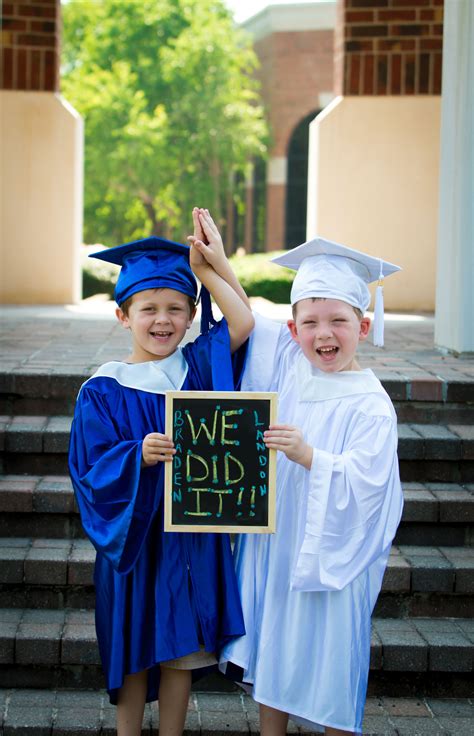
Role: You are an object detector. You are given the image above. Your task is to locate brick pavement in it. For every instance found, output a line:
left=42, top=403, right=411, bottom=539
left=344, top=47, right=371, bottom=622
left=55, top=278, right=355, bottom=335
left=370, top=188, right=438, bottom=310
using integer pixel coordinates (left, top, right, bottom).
left=0, top=300, right=473, bottom=384
left=1, top=301, right=473, bottom=735
left=0, top=689, right=473, bottom=735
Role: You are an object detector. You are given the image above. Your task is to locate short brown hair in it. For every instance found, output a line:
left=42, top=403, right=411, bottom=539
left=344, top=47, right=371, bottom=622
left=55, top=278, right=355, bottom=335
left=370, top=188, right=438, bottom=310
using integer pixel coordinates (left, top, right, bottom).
left=120, top=290, right=196, bottom=317
left=292, top=298, right=363, bottom=320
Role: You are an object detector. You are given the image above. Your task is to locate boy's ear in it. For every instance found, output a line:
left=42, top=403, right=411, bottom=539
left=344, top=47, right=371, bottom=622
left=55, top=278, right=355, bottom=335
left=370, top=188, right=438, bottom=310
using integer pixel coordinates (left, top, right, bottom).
left=116, top=306, right=130, bottom=329
left=187, top=306, right=197, bottom=329
left=359, top=316, right=371, bottom=342
left=287, top=319, right=300, bottom=343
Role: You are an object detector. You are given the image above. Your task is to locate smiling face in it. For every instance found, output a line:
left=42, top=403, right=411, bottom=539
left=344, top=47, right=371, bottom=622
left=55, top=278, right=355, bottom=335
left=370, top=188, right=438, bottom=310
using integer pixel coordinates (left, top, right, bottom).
left=288, top=298, right=371, bottom=373
left=116, top=288, right=196, bottom=363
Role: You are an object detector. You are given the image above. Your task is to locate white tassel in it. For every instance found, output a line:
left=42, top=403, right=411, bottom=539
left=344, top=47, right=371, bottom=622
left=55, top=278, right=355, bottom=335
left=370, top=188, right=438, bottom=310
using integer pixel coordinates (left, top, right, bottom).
left=373, top=259, right=385, bottom=347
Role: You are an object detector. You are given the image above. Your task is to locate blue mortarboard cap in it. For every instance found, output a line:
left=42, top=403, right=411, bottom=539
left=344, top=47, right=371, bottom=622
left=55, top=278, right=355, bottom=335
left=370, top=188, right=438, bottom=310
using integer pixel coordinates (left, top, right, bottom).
left=89, top=236, right=217, bottom=334
left=89, top=236, right=198, bottom=306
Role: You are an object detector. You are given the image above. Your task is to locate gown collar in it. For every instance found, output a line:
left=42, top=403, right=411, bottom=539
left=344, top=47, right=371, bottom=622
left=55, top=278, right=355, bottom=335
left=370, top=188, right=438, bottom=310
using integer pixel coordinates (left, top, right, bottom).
left=295, top=351, right=384, bottom=402
left=85, top=348, right=188, bottom=394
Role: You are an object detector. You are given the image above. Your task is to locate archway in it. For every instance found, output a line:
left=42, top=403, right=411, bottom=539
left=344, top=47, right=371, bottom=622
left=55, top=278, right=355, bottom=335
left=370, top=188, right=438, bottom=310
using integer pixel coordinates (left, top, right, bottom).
left=285, top=109, right=319, bottom=249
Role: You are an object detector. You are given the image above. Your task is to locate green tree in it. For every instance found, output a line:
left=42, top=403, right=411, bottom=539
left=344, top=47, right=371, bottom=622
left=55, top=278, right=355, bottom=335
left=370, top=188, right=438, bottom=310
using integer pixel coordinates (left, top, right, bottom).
left=61, top=0, right=267, bottom=246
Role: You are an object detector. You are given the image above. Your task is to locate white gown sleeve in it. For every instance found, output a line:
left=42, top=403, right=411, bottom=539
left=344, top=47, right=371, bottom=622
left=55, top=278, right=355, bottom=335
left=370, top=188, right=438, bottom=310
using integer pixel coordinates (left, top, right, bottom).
left=291, top=411, right=403, bottom=592
left=242, top=312, right=294, bottom=392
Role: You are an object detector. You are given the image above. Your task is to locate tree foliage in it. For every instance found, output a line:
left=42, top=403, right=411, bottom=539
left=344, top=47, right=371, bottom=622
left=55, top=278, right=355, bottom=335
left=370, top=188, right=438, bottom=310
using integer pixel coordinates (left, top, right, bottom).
left=61, top=0, right=268, bottom=246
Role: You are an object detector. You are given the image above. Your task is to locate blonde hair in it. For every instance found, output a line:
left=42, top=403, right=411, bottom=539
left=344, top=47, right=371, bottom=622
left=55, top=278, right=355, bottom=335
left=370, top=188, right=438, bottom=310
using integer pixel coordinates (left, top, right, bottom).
left=292, top=297, right=363, bottom=320
left=120, top=290, right=195, bottom=317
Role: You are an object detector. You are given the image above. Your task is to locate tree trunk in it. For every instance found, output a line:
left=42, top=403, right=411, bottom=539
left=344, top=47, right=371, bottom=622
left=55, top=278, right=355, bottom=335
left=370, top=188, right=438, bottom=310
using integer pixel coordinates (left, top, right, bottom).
left=142, top=199, right=166, bottom=237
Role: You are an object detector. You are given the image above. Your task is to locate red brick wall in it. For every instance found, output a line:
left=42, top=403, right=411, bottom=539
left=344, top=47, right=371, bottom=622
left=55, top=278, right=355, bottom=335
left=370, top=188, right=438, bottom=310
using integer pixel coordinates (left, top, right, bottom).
left=255, top=29, right=334, bottom=157
left=336, top=0, right=444, bottom=95
left=1, top=0, right=60, bottom=91
left=252, top=27, right=333, bottom=251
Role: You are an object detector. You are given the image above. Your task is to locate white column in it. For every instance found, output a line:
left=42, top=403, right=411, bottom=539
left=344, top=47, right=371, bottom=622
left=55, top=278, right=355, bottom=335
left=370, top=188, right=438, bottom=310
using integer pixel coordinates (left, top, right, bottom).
left=434, top=0, right=474, bottom=354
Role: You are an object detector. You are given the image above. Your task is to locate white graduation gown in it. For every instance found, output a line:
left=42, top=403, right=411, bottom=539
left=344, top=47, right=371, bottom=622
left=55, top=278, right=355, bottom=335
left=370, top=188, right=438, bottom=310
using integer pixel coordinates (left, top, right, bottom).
left=221, top=314, right=404, bottom=734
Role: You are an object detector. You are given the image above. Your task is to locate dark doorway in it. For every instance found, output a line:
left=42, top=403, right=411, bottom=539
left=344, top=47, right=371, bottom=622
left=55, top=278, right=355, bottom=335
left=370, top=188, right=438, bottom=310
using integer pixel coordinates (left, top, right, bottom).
left=285, top=110, right=319, bottom=249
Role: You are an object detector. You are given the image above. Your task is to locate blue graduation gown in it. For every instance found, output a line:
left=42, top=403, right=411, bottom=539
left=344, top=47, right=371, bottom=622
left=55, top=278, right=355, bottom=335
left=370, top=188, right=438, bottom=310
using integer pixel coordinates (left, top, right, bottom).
left=68, top=320, right=246, bottom=703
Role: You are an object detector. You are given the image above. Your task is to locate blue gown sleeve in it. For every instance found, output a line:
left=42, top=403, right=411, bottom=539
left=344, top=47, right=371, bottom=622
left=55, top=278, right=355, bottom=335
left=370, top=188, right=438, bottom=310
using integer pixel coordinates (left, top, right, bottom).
left=68, top=384, right=162, bottom=574
left=182, top=318, right=248, bottom=391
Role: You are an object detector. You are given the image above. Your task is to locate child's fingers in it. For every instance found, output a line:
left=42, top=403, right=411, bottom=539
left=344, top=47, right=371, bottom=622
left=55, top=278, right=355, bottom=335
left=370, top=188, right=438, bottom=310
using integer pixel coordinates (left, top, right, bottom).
left=146, top=442, right=174, bottom=451
left=191, top=240, right=215, bottom=262
left=152, top=452, right=175, bottom=462
left=264, top=432, right=297, bottom=444
left=264, top=438, right=294, bottom=449
left=146, top=432, right=172, bottom=441
left=192, top=208, right=206, bottom=240
left=143, top=445, right=175, bottom=462
left=189, top=237, right=210, bottom=254
left=266, top=424, right=296, bottom=432
left=188, top=236, right=204, bottom=247
left=144, top=434, right=174, bottom=449
left=199, top=212, right=219, bottom=239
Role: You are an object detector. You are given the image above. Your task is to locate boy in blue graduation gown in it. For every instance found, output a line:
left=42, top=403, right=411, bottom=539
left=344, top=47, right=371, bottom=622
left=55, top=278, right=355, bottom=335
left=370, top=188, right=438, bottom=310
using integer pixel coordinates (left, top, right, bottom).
left=68, top=212, right=254, bottom=736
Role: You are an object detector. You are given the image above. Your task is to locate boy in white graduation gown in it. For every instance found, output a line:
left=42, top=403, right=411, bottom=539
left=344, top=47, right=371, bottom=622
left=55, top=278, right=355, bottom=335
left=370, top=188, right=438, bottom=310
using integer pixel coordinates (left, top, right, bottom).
left=220, top=237, right=404, bottom=735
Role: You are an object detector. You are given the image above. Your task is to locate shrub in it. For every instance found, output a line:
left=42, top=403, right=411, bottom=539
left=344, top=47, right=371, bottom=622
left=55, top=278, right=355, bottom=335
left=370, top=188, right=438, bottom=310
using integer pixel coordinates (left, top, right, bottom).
left=82, top=245, right=118, bottom=299
left=229, top=251, right=294, bottom=303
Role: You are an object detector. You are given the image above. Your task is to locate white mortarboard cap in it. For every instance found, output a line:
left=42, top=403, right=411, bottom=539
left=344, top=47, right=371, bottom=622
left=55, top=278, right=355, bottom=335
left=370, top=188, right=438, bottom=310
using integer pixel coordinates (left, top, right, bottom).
left=271, top=237, right=401, bottom=347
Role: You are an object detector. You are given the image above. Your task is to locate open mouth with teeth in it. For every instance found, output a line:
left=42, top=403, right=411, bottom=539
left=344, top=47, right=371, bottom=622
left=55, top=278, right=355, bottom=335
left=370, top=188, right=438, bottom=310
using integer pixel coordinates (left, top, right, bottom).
left=150, top=330, right=173, bottom=339
left=316, top=346, right=339, bottom=358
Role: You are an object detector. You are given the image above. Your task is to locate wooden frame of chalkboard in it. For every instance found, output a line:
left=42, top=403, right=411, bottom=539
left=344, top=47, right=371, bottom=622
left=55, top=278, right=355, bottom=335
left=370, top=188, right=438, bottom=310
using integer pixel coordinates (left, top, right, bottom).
left=164, top=391, right=277, bottom=533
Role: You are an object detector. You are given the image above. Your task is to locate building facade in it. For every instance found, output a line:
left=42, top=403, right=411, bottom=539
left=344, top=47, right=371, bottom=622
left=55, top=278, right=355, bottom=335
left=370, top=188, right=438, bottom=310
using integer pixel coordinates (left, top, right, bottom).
left=242, top=2, right=336, bottom=252
left=1, top=0, right=83, bottom=305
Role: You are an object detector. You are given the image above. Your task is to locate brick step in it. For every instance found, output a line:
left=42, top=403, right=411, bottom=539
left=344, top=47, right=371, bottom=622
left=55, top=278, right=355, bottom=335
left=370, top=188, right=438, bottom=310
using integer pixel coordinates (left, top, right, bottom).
left=394, top=401, right=474, bottom=425
left=2, top=476, right=473, bottom=544
left=1, top=418, right=474, bottom=481
left=4, top=366, right=474, bottom=412
left=1, top=539, right=473, bottom=609
left=2, top=369, right=474, bottom=418
left=5, top=454, right=473, bottom=483
left=1, top=610, right=472, bottom=692
left=1, top=418, right=474, bottom=460
left=1, top=540, right=473, bottom=617
left=1, top=689, right=474, bottom=735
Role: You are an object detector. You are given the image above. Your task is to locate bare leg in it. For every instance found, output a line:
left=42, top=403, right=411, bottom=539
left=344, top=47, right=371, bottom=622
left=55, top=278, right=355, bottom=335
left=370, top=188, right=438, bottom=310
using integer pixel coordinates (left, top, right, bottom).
left=259, top=703, right=289, bottom=736
left=158, top=666, right=192, bottom=736
left=325, top=727, right=354, bottom=735
left=116, top=669, right=148, bottom=736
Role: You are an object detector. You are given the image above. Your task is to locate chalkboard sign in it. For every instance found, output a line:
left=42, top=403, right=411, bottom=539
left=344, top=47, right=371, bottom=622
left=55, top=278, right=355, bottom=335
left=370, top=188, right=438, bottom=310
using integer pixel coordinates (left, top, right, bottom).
left=164, top=391, right=277, bottom=533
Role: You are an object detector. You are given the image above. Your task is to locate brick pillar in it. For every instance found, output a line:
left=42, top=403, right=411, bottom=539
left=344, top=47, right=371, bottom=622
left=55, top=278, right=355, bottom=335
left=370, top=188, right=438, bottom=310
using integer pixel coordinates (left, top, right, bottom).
left=1, top=0, right=60, bottom=91
left=335, top=0, right=443, bottom=96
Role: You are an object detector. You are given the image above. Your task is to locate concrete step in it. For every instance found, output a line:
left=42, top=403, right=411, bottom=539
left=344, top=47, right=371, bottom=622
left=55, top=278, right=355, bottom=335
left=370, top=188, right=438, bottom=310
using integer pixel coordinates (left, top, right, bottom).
left=0, top=538, right=95, bottom=610
left=2, top=476, right=473, bottom=544
left=1, top=689, right=474, bottom=736
left=0, top=475, right=85, bottom=539
left=2, top=368, right=474, bottom=423
left=1, top=540, right=473, bottom=616
left=1, top=418, right=474, bottom=481
left=1, top=609, right=473, bottom=693
left=1, top=689, right=473, bottom=736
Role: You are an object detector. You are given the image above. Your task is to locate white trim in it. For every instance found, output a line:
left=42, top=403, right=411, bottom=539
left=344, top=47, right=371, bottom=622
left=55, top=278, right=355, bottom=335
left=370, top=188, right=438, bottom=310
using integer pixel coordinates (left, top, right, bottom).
left=267, top=156, right=288, bottom=185
left=243, top=2, right=336, bottom=41
left=318, top=91, right=335, bottom=110
left=81, top=349, right=189, bottom=395
left=295, top=355, right=388, bottom=403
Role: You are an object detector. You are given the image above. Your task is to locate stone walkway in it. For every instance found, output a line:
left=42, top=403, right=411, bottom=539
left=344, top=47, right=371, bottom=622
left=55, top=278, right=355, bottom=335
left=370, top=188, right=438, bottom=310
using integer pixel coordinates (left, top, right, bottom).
left=1, top=299, right=473, bottom=386
left=1, top=300, right=473, bottom=735
left=1, top=689, right=473, bottom=735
